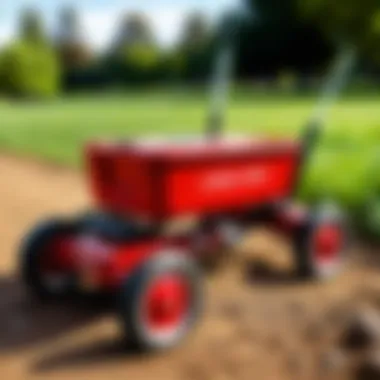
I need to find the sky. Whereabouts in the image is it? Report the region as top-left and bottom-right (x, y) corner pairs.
(0, 0), (238, 50)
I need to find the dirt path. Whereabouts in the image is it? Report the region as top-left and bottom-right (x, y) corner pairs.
(0, 154), (379, 380)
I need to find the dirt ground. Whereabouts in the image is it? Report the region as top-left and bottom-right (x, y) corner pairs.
(1, 154), (380, 380)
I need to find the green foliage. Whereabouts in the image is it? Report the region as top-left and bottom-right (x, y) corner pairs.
(57, 7), (93, 71)
(59, 42), (93, 70)
(242, 0), (334, 76)
(179, 13), (210, 51)
(300, 0), (380, 61)
(107, 13), (162, 84)
(157, 51), (185, 81)
(277, 70), (298, 91)
(121, 44), (159, 72)
(0, 53), (5, 93)
(112, 43), (161, 84)
(56, 7), (99, 91)
(0, 8), (61, 98)
(0, 40), (60, 98)
(178, 13), (215, 81)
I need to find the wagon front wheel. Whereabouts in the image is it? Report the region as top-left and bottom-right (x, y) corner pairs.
(118, 252), (202, 352)
(293, 204), (348, 280)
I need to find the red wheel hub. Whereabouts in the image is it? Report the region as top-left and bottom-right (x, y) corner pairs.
(143, 274), (190, 333)
(313, 224), (343, 262)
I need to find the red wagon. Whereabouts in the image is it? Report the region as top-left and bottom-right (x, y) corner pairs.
(19, 10), (355, 351)
(19, 135), (347, 350)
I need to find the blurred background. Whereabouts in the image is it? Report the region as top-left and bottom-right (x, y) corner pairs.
(0, 1), (380, 236)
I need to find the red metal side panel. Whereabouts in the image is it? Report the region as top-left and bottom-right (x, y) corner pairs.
(163, 156), (297, 216)
(115, 155), (153, 217)
(86, 141), (300, 221)
(86, 146), (153, 218)
(86, 148), (115, 206)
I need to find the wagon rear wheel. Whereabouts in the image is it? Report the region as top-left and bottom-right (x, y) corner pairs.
(20, 219), (77, 300)
(293, 204), (348, 280)
(118, 252), (202, 351)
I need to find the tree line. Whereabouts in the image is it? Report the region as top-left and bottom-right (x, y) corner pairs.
(0, 0), (379, 99)
(0, 7), (217, 98)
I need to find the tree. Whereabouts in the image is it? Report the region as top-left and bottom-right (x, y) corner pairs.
(56, 7), (100, 91)
(180, 12), (210, 51)
(57, 7), (93, 70)
(237, 0), (334, 77)
(0, 40), (60, 98)
(112, 13), (156, 52)
(300, 0), (380, 63)
(19, 8), (46, 43)
(58, 6), (81, 44)
(0, 9), (60, 98)
(177, 12), (215, 81)
(107, 12), (161, 84)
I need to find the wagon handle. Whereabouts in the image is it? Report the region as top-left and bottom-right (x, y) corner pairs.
(293, 45), (357, 195)
(303, 45), (357, 145)
(206, 4), (252, 139)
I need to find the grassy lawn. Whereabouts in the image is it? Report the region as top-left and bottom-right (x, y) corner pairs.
(1, 89), (380, 225)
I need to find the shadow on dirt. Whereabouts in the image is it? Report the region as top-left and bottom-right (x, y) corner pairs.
(0, 257), (303, 374)
(243, 259), (300, 286)
(32, 338), (148, 373)
(0, 276), (110, 354)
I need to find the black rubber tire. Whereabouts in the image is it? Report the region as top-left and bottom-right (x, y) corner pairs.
(20, 219), (77, 300)
(118, 252), (203, 352)
(293, 204), (347, 281)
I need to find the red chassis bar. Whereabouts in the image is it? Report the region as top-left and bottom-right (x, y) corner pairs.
(44, 202), (311, 292)
(48, 233), (191, 291)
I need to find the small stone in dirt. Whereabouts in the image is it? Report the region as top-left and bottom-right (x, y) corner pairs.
(355, 351), (380, 380)
(184, 357), (225, 380)
(288, 300), (307, 320)
(352, 286), (380, 308)
(285, 353), (302, 375)
(304, 321), (326, 343)
(319, 349), (347, 374)
(325, 304), (352, 328)
(183, 365), (208, 380)
(235, 323), (257, 342)
(220, 302), (245, 320)
(223, 357), (241, 377)
(265, 335), (283, 352)
(340, 308), (380, 352)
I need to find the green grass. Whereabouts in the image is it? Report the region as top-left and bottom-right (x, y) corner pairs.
(1, 89), (380, 231)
